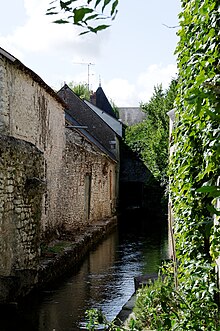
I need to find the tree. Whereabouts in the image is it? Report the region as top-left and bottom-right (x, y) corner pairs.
(110, 99), (119, 119)
(46, 0), (118, 34)
(125, 80), (177, 185)
(69, 82), (91, 100)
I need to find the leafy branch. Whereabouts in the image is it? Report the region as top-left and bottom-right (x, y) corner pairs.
(46, 0), (118, 34)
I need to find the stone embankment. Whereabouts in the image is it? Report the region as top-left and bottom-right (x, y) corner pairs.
(38, 216), (117, 290)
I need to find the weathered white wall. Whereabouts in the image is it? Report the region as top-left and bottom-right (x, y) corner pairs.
(0, 54), (65, 237)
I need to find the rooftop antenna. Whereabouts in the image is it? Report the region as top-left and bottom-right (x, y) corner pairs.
(99, 75), (101, 87)
(73, 62), (95, 91)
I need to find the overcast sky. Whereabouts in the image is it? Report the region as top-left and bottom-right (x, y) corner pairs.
(0, 0), (181, 106)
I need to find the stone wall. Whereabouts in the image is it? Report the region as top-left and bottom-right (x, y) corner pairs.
(0, 135), (44, 302)
(58, 129), (117, 233)
(0, 54), (65, 238)
(118, 107), (146, 126)
(0, 50), (118, 302)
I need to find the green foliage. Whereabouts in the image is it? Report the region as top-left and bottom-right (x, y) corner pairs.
(46, 0), (118, 34)
(69, 81), (91, 100)
(85, 308), (127, 330)
(85, 1), (220, 329)
(125, 80), (177, 184)
(110, 99), (119, 119)
(169, 0), (220, 329)
(130, 262), (219, 331)
(131, 277), (177, 330)
(85, 308), (108, 330)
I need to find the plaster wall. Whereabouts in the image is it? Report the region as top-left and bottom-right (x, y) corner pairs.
(0, 55), (65, 237)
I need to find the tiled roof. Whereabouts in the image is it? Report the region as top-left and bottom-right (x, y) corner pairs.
(57, 84), (118, 160)
(65, 113), (117, 162)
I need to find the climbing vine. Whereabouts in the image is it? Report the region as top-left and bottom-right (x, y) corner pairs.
(69, 0), (220, 329)
(169, 0), (220, 328)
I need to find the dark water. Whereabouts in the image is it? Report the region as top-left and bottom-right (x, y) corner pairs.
(1, 213), (168, 331)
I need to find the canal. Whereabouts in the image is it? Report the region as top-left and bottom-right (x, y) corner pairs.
(1, 212), (168, 331)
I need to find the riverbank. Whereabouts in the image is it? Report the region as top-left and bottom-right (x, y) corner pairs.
(0, 216), (117, 306)
(38, 216), (118, 288)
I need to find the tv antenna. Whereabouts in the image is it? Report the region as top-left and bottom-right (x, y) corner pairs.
(73, 62), (95, 91)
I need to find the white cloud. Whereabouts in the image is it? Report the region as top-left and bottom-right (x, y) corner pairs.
(0, 1), (178, 108)
(102, 63), (178, 107)
(0, 0), (108, 60)
(137, 63), (178, 103)
(102, 79), (136, 107)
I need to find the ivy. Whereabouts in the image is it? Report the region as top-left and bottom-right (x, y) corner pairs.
(170, 0), (220, 328)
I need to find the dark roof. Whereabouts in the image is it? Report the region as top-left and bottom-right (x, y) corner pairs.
(57, 84), (118, 160)
(95, 87), (117, 119)
(65, 114), (116, 162)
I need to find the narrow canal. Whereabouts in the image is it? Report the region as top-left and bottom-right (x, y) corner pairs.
(1, 212), (168, 331)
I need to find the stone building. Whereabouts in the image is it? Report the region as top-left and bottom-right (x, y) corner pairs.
(58, 84), (120, 213)
(58, 84), (120, 161)
(59, 112), (118, 233)
(0, 47), (118, 302)
(118, 107), (146, 126)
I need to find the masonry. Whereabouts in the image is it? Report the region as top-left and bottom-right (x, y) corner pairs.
(0, 47), (118, 303)
(0, 135), (44, 301)
(58, 128), (117, 232)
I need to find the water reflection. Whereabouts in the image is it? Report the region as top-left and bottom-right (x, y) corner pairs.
(1, 213), (168, 331)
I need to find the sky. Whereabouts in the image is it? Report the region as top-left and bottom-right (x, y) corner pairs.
(0, 0), (181, 106)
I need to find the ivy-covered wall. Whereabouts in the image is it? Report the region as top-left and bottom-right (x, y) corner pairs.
(170, 0), (220, 328)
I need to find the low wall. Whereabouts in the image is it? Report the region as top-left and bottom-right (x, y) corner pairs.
(38, 217), (117, 288)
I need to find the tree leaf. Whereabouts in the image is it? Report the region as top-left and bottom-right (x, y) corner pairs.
(47, 6), (57, 11)
(73, 8), (94, 24)
(196, 185), (220, 197)
(102, 0), (112, 12)
(46, 11), (59, 15)
(207, 205), (220, 216)
(84, 14), (99, 23)
(90, 24), (111, 33)
(95, 0), (102, 8)
(53, 19), (69, 23)
(111, 0), (118, 16)
(79, 30), (90, 36)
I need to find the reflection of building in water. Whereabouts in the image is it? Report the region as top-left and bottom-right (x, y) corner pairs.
(38, 231), (118, 330)
(0, 46), (119, 303)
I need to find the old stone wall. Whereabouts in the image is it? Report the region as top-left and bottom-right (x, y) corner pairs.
(0, 55), (65, 238)
(58, 129), (117, 232)
(118, 107), (146, 126)
(0, 135), (44, 302)
(0, 51), (119, 302)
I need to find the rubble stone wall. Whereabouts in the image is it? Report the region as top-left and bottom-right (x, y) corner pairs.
(58, 129), (117, 232)
(0, 135), (44, 278)
(0, 55), (65, 237)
